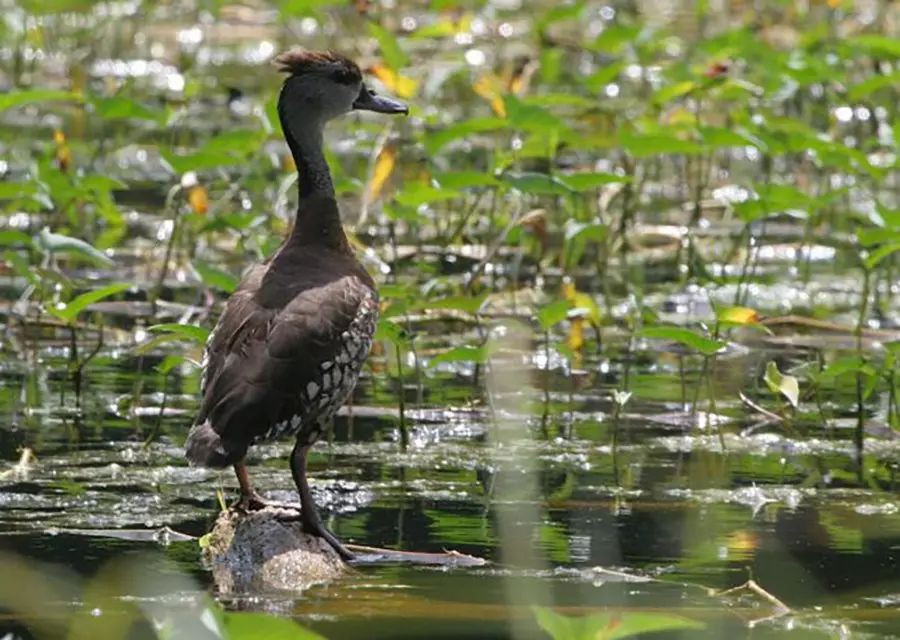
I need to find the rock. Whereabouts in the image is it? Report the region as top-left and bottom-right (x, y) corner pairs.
(202, 505), (347, 594)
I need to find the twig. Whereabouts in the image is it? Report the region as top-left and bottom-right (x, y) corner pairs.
(739, 391), (784, 423)
(717, 579), (790, 612)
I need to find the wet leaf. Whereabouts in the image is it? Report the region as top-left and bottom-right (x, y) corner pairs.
(639, 326), (726, 356)
(49, 283), (131, 324)
(193, 261), (237, 293)
(368, 22), (409, 71)
(764, 361), (800, 408)
(533, 606), (705, 640)
(223, 611), (326, 639)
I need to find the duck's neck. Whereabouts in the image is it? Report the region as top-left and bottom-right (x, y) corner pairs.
(280, 115), (334, 201)
(278, 97), (349, 252)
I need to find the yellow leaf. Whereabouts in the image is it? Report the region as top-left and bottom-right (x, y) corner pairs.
(563, 282), (602, 326)
(368, 144), (397, 201)
(718, 306), (760, 325)
(54, 129), (70, 172)
(367, 65), (418, 99)
(567, 316), (585, 352)
(187, 185), (208, 215)
(473, 74), (506, 117)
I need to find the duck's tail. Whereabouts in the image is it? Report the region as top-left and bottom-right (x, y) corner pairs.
(184, 420), (240, 468)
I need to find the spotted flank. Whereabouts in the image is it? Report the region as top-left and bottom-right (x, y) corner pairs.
(253, 291), (379, 445)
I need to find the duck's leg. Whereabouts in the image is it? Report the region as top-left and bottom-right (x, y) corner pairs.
(232, 462), (269, 511)
(289, 441), (355, 561)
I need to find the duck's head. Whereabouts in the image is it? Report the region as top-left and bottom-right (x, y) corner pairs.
(274, 49), (408, 122)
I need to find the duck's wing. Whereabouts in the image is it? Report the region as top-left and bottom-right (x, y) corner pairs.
(186, 269), (375, 467)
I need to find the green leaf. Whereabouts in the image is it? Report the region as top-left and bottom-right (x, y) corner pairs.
(91, 95), (161, 123)
(618, 131), (703, 158)
(149, 323), (211, 344)
(223, 612), (326, 640)
(394, 185), (461, 208)
(37, 228), (114, 267)
(536, 299), (571, 330)
(699, 126), (765, 151)
(533, 606), (705, 640)
(590, 24), (642, 55)
(639, 326), (725, 356)
(0, 230), (33, 248)
(428, 344), (490, 368)
(503, 172), (572, 197)
(850, 35), (900, 58)
(865, 243), (900, 270)
(818, 356), (877, 380)
(504, 95), (566, 134)
(156, 354), (189, 375)
(564, 219), (607, 243)
(51, 283), (131, 324)
(560, 172), (629, 192)
(426, 294), (488, 315)
(764, 361), (800, 408)
(653, 81), (696, 104)
(375, 317), (409, 345)
(584, 62), (626, 93)
(847, 71), (900, 101)
(425, 117), (506, 155)
(433, 171), (500, 190)
(192, 261), (238, 294)
(0, 89), (81, 112)
(536, 0), (585, 31)
(368, 22), (409, 71)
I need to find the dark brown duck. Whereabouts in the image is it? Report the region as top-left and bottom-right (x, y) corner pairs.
(185, 49), (408, 560)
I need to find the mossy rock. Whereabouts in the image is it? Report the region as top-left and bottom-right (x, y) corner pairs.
(202, 505), (347, 594)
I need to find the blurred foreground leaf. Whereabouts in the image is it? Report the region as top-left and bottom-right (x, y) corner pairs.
(533, 606), (705, 640)
(46, 283), (131, 324)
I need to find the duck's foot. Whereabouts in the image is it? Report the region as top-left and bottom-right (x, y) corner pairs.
(276, 509), (355, 562)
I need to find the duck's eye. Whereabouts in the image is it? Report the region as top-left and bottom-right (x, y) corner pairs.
(331, 68), (356, 84)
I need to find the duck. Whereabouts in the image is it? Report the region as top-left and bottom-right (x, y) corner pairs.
(184, 49), (408, 561)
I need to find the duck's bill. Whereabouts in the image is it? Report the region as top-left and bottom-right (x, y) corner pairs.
(353, 86), (408, 114)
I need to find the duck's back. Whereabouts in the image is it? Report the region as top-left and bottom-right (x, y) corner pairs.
(185, 242), (378, 468)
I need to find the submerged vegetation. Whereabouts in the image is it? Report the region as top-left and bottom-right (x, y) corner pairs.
(2, 0), (900, 637)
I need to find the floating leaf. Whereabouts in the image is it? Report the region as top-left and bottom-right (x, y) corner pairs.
(764, 361), (800, 408)
(49, 283), (131, 324)
(639, 326), (726, 356)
